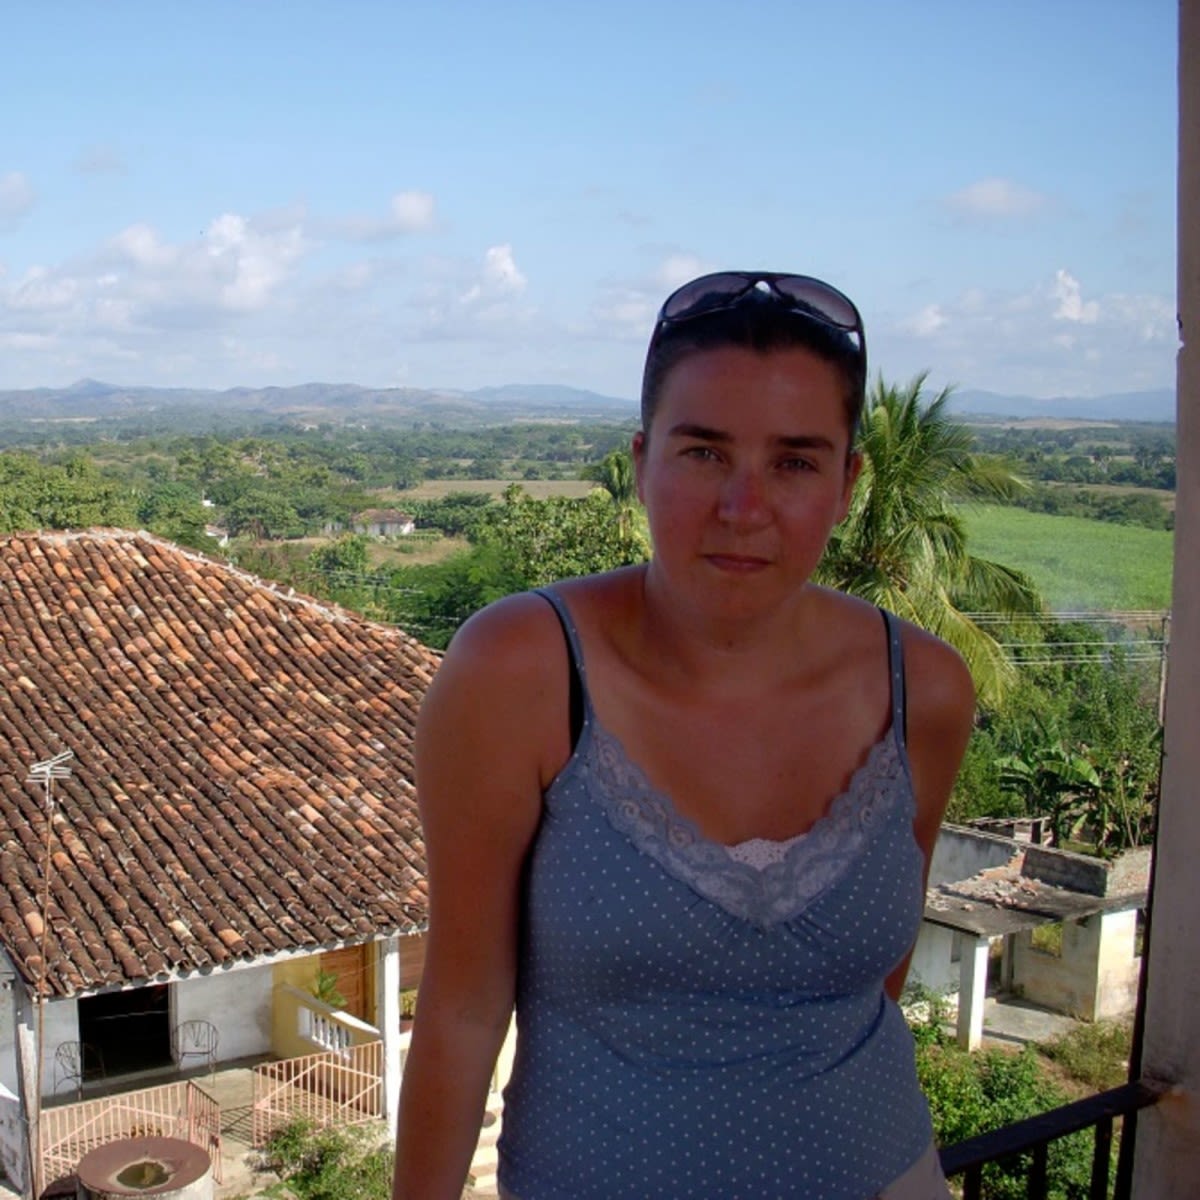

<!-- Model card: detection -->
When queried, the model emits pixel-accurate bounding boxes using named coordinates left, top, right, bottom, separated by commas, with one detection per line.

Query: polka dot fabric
left=498, top=594, right=935, bottom=1200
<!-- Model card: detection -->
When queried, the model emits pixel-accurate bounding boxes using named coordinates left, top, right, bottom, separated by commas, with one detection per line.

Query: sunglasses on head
left=654, top=270, right=866, bottom=366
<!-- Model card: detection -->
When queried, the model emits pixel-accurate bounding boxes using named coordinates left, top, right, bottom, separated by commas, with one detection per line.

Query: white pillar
left=956, top=936, right=990, bottom=1052
left=1133, top=2, right=1200, bottom=1191
left=11, top=975, right=39, bottom=1200
left=376, top=936, right=403, bottom=1134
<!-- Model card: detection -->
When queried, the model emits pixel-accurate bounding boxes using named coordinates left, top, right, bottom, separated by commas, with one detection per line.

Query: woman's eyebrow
left=666, top=421, right=730, bottom=441
left=777, top=434, right=837, bottom=452
left=667, top=423, right=837, bottom=450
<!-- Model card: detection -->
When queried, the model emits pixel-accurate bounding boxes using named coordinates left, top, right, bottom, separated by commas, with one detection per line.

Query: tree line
left=0, top=376, right=1165, bottom=853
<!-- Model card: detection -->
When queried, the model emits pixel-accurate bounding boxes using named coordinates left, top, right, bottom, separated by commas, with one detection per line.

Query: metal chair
left=171, top=1019, right=219, bottom=1075
left=53, top=1041, right=103, bottom=1097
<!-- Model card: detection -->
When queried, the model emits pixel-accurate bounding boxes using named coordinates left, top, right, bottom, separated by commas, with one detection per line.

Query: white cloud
left=944, top=177, right=1050, bottom=221
left=0, top=331, right=54, bottom=350
left=481, top=244, right=526, bottom=293
left=2, top=209, right=308, bottom=353
left=1052, top=269, right=1100, bottom=324
left=875, top=270, right=1175, bottom=397
left=591, top=293, right=656, bottom=330
left=457, top=244, right=527, bottom=306
left=9, top=266, right=79, bottom=312
left=390, top=191, right=436, bottom=232
left=0, top=172, right=36, bottom=230
left=582, top=255, right=712, bottom=343
left=332, top=261, right=376, bottom=292
left=899, top=303, right=947, bottom=337
left=204, top=213, right=306, bottom=310
left=335, top=190, right=437, bottom=240
left=655, top=254, right=709, bottom=291
left=111, top=224, right=178, bottom=270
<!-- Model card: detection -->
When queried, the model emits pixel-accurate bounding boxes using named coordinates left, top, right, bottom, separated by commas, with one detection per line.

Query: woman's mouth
left=704, top=552, right=771, bottom=572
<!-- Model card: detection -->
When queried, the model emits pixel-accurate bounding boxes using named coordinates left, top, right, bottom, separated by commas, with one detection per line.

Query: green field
left=960, top=504, right=1174, bottom=612
left=396, top=478, right=595, bottom=501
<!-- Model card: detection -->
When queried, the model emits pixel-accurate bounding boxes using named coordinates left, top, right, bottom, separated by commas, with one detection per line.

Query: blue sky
left=1, top=1, right=1178, bottom=401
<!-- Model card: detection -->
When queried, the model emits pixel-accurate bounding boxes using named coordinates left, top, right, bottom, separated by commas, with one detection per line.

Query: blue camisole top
left=497, top=591, right=935, bottom=1200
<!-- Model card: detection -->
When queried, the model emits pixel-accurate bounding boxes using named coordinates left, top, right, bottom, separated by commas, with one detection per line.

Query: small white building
left=352, top=509, right=416, bottom=537
left=909, top=824, right=1149, bottom=1050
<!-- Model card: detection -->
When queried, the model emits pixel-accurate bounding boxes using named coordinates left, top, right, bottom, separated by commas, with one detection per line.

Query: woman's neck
left=636, top=563, right=830, bottom=691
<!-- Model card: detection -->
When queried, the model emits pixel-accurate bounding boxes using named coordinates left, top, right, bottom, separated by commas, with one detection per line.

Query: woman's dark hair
left=640, top=296, right=867, bottom=441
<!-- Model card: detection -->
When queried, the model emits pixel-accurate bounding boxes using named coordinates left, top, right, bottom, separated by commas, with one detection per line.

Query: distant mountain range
left=947, top=388, right=1175, bottom=423
left=0, top=378, right=1177, bottom=428
left=0, top=379, right=640, bottom=429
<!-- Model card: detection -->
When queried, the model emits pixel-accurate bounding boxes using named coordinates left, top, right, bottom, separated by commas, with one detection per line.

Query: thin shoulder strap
left=534, top=587, right=587, bottom=747
left=880, top=608, right=908, bottom=747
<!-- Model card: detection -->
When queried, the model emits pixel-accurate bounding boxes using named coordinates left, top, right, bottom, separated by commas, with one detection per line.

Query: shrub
left=908, top=997, right=1099, bottom=1199
left=1041, top=1019, right=1133, bottom=1092
left=260, top=1120, right=392, bottom=1200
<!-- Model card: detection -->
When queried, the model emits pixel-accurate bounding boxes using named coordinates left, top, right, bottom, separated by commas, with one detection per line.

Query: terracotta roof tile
left=0, top=529, right=438, bottom=998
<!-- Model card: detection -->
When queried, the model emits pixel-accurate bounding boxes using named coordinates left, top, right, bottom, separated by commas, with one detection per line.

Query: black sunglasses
left=653, top=270, right=866, bottom=368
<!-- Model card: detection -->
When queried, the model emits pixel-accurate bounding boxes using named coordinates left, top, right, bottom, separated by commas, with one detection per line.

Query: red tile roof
left=0, top=530, right=438, bottom=998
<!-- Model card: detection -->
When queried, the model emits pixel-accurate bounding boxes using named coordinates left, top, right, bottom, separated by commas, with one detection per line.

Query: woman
left=393, top=272, right=976, bottom=1199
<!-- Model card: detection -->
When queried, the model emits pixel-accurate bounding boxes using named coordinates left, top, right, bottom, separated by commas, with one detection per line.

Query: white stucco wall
left=0, top=1082, right=27, bottom=1195
left=37, top=999, right=78, bottom=1099
left=174, top=966, right=273, bottom=1063
left=928, top=826, right=1020, bottom=887
left=1012, top=919, right=1102, bottom=1020
left=907, top=923, right=959, bottom=996
left=1, top=991, right=79, bottom=1100
left=1093, top=909, right=1142, bottom=1020
left=0, top=985, right=14, bottom=1098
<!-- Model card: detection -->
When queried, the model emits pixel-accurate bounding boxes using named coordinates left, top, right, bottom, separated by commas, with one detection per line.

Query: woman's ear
left=838, top=449, right=863, bottom=520
left=632, top=430, right=648, bottom=503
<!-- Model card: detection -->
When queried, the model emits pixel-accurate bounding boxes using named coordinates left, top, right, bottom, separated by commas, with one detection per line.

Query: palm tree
left=818, top=373, right=1044, bottom=706
left=589, top=448, right=643, bottom=544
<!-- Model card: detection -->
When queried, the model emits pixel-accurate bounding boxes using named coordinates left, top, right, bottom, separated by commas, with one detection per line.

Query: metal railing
left=939, top=1078, right=1168, bottom=1199
left=39, top=1079, right=222, bottom=1194
left=251, top=1040, right=384, bottom=1145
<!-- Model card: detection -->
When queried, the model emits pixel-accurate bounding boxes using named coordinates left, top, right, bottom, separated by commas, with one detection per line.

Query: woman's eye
left=684, top=445, right=721, bottom=462
left=780, top=457, right=816, bottom=472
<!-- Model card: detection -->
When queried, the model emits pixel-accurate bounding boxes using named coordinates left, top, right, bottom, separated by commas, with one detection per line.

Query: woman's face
left=632, top=344, right=860, bottom=615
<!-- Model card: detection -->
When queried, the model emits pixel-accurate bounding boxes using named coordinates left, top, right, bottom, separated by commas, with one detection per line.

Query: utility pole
left=20, top=750, right=74, bottom=1200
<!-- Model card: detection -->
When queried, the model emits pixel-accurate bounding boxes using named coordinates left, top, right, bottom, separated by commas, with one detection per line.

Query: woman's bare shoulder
left=440, top=589, right=564, bottom=677
left=895, top=618, right=977, bottom=729
left=446, top=569, right=641, bottom=667
left=417, top=592, right=573, bottom=784
left=892, top=618, right=976, bottom=836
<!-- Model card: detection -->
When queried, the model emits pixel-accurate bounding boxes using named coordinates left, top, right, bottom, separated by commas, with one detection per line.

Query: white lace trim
left=726, top=834, right=807, bottom=869
left=584, top=724, right=912, bottom=930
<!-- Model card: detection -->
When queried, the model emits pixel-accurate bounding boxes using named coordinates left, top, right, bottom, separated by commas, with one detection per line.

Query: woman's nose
left=717, top=468, right=771, bottom=526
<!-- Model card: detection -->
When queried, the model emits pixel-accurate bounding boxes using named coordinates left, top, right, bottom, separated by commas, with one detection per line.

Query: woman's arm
left=392, top=594, right=567, bottom=1200
left=885, top=626, right=977, bottom=1002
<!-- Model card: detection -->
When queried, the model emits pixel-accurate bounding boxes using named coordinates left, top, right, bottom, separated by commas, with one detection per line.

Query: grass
left=959, top=503, right=1174, bottom=611
left=1029, top=923, right=1064, bottom=957
left=365, top=533, right=468, bottom=569
left=389, top=478, right=596, bottom=501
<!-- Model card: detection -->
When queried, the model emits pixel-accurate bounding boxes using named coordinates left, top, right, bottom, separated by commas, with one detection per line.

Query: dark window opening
left=77, top=983, right=172, bottom=1077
